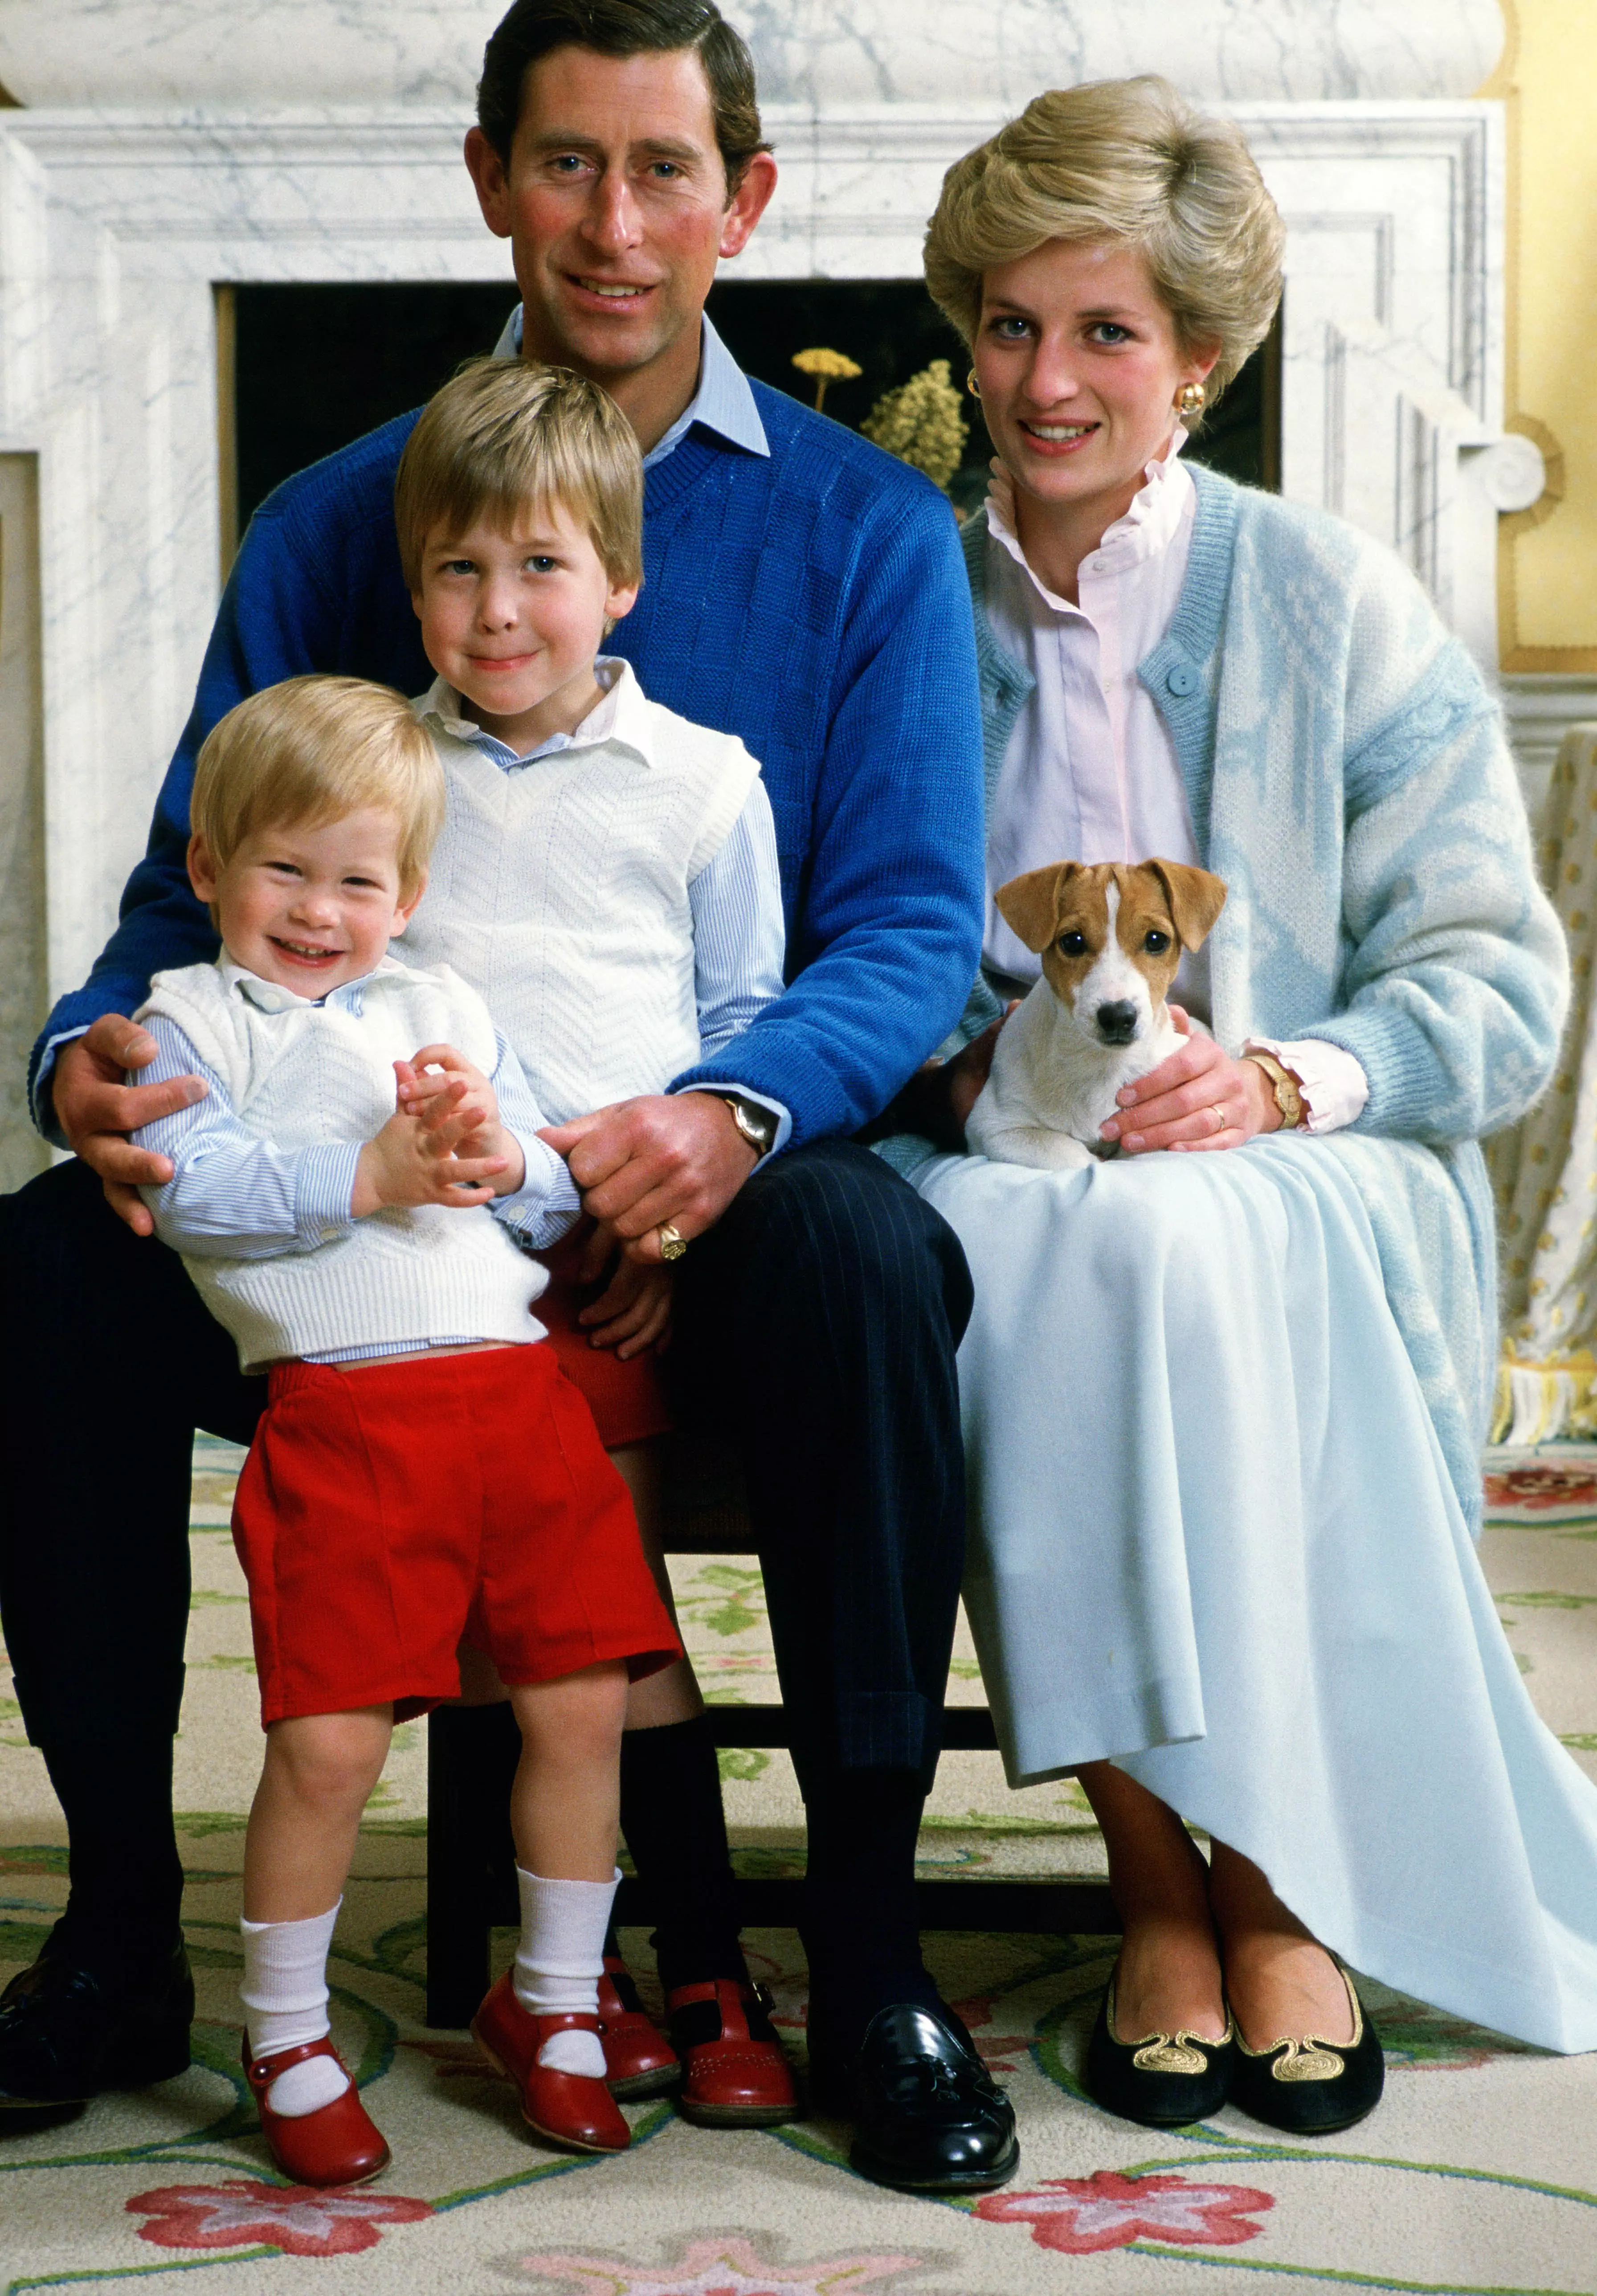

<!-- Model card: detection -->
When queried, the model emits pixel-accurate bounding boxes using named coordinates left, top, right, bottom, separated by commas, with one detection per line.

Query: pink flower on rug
left=127, top=2180, right=433, bottom=2256
left=1484, top=1465, right=1597, bottom=1512
left=945, top=1990, right=1035, bottom=2076
left=510, top=2236, right=923, bottom=2294
left=976, top=2170, right=1274, bottom=2253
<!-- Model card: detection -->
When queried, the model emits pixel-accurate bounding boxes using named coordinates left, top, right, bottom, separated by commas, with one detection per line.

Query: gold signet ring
left=657, top=1222, right=688, bottom=1261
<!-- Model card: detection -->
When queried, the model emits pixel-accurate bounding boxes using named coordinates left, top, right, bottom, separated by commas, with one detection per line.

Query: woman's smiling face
left=972, top=238, right=1216, bottom=529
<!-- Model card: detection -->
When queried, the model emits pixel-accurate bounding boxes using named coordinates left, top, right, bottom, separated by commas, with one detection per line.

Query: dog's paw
left=976, top=1125, right=1095, bottom=1171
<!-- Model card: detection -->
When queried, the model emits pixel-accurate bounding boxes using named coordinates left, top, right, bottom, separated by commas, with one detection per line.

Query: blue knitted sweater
left=35, top=386, right=987, bottom=1147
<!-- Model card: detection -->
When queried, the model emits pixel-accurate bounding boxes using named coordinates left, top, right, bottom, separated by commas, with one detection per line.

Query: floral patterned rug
left=3, top=1438, right=1597, bottom=2293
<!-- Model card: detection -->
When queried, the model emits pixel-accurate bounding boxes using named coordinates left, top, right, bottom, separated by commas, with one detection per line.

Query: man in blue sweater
left=0, top=0, right=1015, bottom=2193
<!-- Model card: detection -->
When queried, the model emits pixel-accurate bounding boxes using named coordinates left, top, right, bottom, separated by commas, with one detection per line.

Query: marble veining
left=0, top=0, right=1504, bottom=109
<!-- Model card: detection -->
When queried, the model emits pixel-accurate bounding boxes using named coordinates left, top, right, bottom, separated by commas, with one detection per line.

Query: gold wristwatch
left=709, top=1091, right=778, bottom=1160
left=1242, top=1048, right=1306, bottom=1131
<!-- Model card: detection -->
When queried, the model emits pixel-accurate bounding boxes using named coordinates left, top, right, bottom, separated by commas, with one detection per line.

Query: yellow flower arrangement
left=791, top=346, right=862, bottom=413
left=860, top=359, right=968, bottom=494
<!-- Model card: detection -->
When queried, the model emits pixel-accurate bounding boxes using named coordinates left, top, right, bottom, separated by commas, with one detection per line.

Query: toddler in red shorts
left=132, top=673, right=680, bottom=2185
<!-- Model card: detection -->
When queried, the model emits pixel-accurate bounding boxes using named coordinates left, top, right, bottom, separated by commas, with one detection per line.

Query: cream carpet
left=3, top=1438, right=1597, bottom=2292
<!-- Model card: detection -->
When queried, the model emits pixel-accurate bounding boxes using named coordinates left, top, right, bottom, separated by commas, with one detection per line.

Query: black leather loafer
left=1229, top=1969, right=1384, bottom=2136
left=812, top=2002, right=1019, bottom=2194
left=1084, top=1978, right=1234, bottom=2128
left=0, top=1936, right=193, bottom=2112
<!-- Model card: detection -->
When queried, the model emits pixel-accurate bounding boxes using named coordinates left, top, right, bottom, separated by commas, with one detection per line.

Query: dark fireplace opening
left=227, top=277, right=1279, bottom=556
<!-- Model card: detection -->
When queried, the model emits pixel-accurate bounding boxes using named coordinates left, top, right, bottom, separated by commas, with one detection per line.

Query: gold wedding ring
left=657, top=1222, right=688, bottom=1261
left=1211, top=1104, right=1226, bottom=1134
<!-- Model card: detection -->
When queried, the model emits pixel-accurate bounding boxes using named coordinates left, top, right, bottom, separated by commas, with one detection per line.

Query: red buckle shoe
left=241, top=2035, right=390, bottom=2188
left=599, top=1955, right=680, bottom=2100
left=471, top=1973, right=630, bottom=2153
left=665, top=1978, right=797, bottom=2127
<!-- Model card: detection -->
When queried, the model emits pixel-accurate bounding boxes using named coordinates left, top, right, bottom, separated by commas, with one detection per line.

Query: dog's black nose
left=1095, top=1000, right=1139, bottom=1045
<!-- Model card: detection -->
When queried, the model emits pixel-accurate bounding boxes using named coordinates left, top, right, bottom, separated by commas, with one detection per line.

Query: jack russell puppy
left=967, top=858, right=1229, bottom=1171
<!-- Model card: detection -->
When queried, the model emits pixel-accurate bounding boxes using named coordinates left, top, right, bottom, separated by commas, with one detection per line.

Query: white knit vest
left=137, top=958, right=548, bottom=1372
left=402, top=673, right=760, bottom=1123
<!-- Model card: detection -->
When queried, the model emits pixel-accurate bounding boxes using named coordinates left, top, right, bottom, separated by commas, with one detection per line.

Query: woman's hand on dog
left=1098, top=1009, right=1282, bottom=1154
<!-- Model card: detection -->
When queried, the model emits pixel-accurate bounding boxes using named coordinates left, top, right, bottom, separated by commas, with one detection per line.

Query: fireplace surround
left=0, top=0, right=1541, bottom=1168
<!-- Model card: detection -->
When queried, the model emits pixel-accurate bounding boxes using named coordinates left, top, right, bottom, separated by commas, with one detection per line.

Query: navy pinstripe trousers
left=670, top=1139, right=973, bottom=1786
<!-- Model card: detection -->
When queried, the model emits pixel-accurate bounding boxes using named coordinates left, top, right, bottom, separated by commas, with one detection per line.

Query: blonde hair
left=923, top=77, right=1284, bottom=402
left=191, top=675, right=445, bottom=901
left=394, top=358, right=645, bottom=593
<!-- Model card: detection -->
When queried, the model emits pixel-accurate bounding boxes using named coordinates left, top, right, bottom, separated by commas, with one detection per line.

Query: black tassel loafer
left=1084, top=1977, right=1235, bottom=2127
left=1229, top=1967, right=1384, bottom=2136
left=810, top=2002, right=1019, bottom=2194
left=0, top=1935, right=193, bottom=2112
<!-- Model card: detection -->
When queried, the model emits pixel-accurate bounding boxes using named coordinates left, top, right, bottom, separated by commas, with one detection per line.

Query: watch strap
left=1243, top=1049, right=1305, bottom=1131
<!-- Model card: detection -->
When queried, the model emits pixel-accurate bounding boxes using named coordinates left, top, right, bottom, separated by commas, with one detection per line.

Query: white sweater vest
left=402, top=675, right=760, bottom=1123
left=138, top=959, right=547, bottom=1371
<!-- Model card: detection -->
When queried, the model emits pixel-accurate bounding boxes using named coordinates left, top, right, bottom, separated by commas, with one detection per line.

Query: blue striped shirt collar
left=491, top=307, right=768, bottom=468
left=418, top=655, right=657, bottom=770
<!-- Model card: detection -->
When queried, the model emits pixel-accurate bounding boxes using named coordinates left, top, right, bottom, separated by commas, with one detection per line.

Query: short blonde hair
left=191, top=675, right=445, bottom=901
left=923, top=77, right=1284, bottom=402
left=394, top=358, right=644, bottom=593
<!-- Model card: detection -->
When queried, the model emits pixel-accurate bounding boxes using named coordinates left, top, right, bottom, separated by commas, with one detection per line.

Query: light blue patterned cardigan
left=884, top=465, right=1569, bottom=1535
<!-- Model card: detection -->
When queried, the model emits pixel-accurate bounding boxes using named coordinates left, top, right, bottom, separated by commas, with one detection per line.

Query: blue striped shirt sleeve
left=683, top=778, right=792, bottom=1148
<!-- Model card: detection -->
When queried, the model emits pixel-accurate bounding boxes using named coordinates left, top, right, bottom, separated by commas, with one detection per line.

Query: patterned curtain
left=1488, top=723, right=1597, bottom=1442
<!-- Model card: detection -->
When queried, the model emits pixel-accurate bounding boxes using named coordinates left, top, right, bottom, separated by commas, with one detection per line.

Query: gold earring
left=1176, top=381, right=1206, bottom=418
left=966, top=371, right=982, bottom=400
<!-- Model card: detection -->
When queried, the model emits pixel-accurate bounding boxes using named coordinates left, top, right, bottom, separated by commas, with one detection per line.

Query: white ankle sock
left=513, top=1867, right=620, bottom=2078
left=241, top=1903, right=351, bottom=2118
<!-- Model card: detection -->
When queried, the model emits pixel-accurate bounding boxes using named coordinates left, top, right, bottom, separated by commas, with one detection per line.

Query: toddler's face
left=413, top=499, right=637, bottom=752
left=188, top=809, right=420, bottom=995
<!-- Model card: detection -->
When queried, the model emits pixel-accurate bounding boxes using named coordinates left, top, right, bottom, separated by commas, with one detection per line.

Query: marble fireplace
left=0, top=0, right=1544, bottom=1174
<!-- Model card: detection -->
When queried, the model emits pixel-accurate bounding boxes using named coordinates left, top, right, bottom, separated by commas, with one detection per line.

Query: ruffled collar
left=985, top=427, right=1193, bottom=613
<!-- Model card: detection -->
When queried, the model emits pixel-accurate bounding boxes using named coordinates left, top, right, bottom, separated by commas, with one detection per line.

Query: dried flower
left=860, top=359, right=968, bottom=493
left=791, top=346, right=862, bottom=413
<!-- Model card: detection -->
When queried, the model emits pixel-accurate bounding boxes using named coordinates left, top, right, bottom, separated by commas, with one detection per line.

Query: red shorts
left=535, top=1226, right=674, bottom=1450
left=231, top=1344, right=681, bottom=1727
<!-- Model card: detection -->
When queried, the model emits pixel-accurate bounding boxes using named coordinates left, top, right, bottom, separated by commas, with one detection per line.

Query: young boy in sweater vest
left=391, top=360, right=794, bottom=2124
left=132, top=675, right=682, bottom=2184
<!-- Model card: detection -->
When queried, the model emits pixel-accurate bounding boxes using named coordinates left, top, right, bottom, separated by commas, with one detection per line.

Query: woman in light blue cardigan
left=890, top=78, right=1597, bottom=2133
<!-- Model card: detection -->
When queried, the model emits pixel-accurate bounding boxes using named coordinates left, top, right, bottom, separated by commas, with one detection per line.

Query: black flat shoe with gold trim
left=1083, top=1978, right=1234, bottom=2128
left=1229, top=1968, right=1384, bottom=2136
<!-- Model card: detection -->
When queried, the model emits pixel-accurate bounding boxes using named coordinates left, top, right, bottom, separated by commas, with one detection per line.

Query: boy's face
left=188, top=810, right=423, bottom=996
left=413, top=500, right=638, bottom=752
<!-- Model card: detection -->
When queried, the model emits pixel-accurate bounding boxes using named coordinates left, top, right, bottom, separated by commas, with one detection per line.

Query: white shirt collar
left=985, top=427, right=1193, bottom=615
left=219, top=953, right=407, bottom=1014
left=490, top=308, right=769, bottom=468
left=418, top=654, right=656, bottom=769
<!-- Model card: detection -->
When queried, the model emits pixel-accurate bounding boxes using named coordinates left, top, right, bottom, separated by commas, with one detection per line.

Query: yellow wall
left=1484, top=0, right=1597, bottom=670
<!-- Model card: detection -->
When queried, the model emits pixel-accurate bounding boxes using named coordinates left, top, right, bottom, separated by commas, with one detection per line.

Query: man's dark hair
left=478, top=0, right=770, bottom=194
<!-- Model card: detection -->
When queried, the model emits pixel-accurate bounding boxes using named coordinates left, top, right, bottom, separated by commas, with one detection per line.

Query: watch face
left=728, top=1097, right=773, bottom=1150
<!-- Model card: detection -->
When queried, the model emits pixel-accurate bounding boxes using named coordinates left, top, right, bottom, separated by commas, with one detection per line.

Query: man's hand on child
left=353, top=1047, right=526, bottom=1214
left=53, top=1013, right=209, bottom=1234
left=574, top=1220, right=674, bottom=1357
left=539, top=1092, right=759, bottom=1264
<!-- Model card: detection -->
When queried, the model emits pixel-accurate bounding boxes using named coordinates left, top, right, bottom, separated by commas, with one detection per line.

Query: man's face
left=465, top=45, right=770, bottom=385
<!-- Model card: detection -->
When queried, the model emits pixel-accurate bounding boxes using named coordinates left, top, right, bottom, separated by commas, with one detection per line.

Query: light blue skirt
left=917, top=1136, right=1597, bottom=2052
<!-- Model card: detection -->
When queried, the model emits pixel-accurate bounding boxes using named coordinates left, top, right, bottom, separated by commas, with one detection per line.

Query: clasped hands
left=57, top=1013, right=760, bottom=1362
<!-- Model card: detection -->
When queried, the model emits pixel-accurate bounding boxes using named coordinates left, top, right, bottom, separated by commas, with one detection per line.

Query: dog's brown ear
left=995, top=862, right=1078, bottom=953
left=1146, top=859, right=1228, bottom=952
